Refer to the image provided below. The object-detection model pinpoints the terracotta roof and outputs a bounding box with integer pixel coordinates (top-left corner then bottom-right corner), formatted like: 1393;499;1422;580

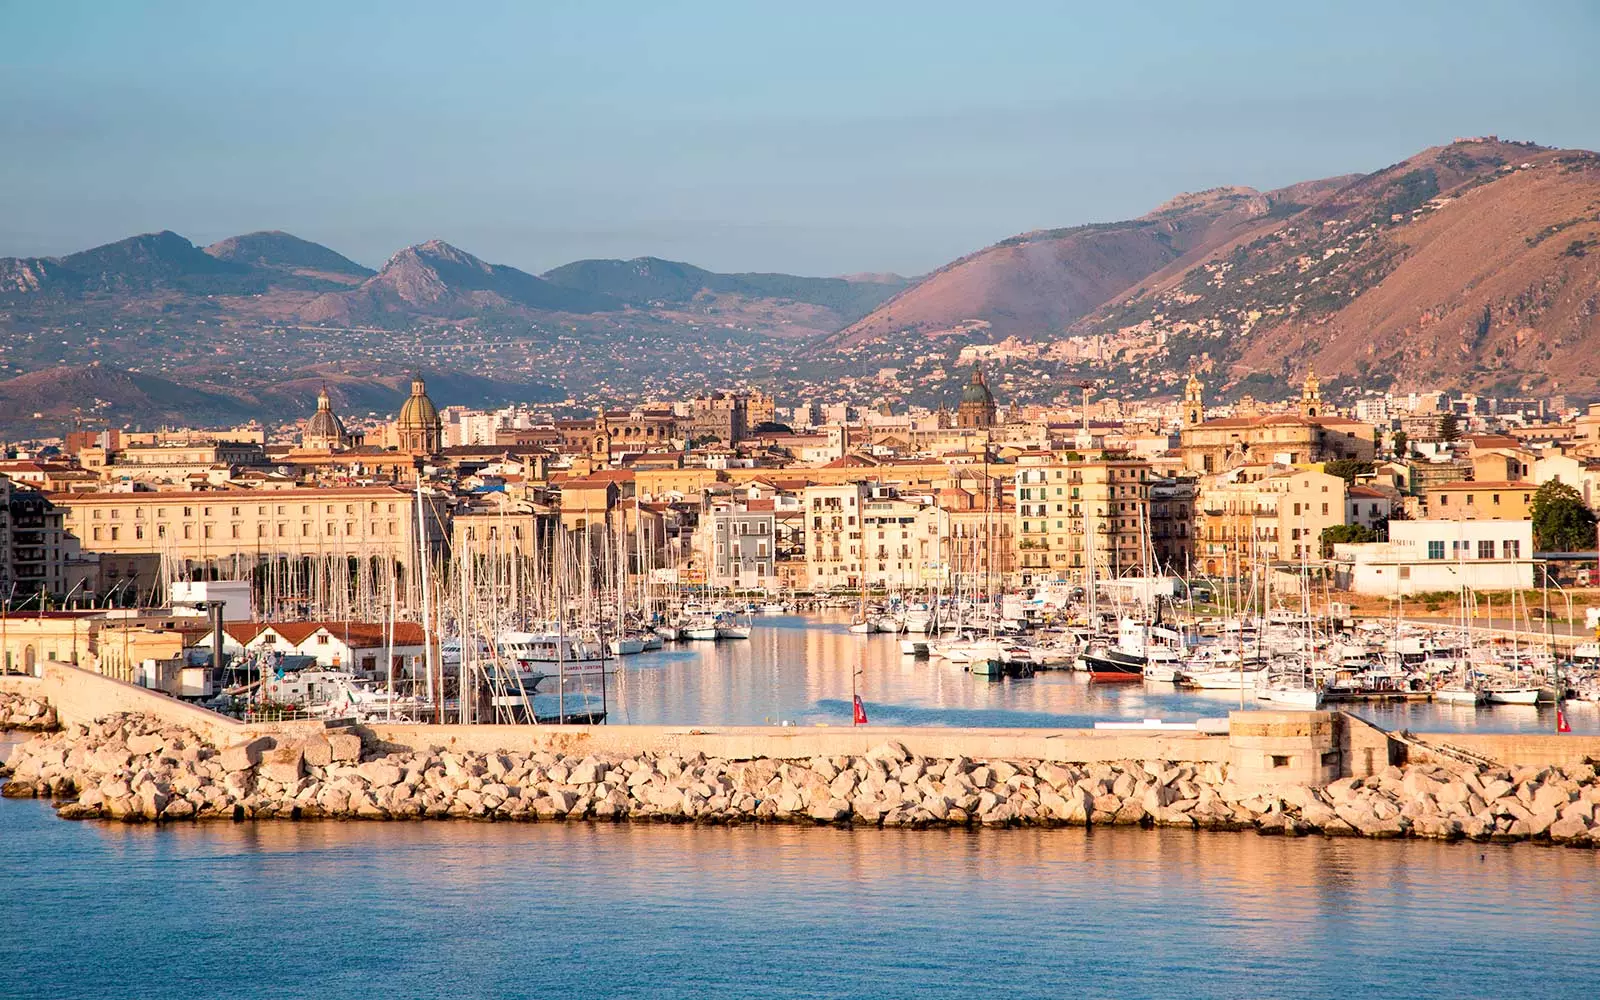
1347;485;1389;499
223;621;426;647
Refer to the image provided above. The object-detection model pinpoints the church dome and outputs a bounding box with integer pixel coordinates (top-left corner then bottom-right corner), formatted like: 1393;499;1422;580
305;389;345;437
961;368;995;406
397;375;440;429
302;386;348;449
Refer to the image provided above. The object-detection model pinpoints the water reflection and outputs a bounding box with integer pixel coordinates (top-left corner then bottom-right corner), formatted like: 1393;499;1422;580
604;615;1593;733
2;796;1595;1000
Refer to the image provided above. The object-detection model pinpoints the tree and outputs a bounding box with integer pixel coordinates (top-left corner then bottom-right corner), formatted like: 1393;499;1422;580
1324;459;1375;484
1392;430;1409;457
1439;411;1461;441
1530;480;1598;552
1321;523;1375;557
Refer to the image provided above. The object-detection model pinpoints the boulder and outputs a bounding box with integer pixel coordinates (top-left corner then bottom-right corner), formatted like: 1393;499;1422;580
220;736;275;772
259;747;305;784
357;761;403;788
300;736;334;768
126;734;164;756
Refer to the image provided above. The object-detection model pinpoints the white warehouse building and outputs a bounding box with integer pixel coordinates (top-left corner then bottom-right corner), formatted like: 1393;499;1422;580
1331;519;1534;596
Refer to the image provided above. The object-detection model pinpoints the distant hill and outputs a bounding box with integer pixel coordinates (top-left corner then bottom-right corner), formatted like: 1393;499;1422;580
830;181;1353;347
542;256;905;323
303;240;621;324
1070;138;1600;395
204;231;373;287
0;365;257;429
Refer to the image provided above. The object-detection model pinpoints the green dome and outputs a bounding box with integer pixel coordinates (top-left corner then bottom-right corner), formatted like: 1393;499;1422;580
961;368;994;406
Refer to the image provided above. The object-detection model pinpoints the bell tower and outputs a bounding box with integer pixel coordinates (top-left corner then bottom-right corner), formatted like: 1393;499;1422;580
591;409;613;467
1300;368;1323;419
1183;371;1206;428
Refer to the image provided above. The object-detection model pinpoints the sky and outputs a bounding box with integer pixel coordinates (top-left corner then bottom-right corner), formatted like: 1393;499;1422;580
1;1;1597;277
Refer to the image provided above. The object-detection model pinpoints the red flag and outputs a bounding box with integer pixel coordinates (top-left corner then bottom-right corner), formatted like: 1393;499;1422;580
852;694;868;725
1558;710;1571;734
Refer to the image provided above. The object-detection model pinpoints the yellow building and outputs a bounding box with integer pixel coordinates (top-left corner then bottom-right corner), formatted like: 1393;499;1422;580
1014;456;1155;587
1194;465;1348;574
1424;481;1536;521
1179;371;1376;475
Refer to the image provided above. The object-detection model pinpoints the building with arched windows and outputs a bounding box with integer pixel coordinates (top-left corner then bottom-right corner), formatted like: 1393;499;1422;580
395;375;442;456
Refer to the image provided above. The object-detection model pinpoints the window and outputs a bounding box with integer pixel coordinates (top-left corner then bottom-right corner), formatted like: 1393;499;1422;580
1427;540;1445;560
1321;503;1329;515
1504;539;1521;559
1492;494;1501;506
1478;540;1494;559
1439;495;1449;506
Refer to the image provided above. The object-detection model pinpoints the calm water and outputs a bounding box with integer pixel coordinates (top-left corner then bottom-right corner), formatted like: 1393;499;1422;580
589;615;1595;734
1;791;1597;1000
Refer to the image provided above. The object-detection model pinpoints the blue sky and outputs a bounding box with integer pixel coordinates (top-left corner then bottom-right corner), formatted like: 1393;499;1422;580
1;1;1596;276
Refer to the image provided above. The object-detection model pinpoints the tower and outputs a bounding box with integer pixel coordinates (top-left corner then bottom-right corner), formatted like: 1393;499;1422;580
1183;371;1206;428
1300;368;1323;419
591;409;613;467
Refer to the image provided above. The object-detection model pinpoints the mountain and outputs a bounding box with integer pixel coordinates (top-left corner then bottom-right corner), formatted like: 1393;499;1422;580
204;231;373;286
0;231;260;299
57;231;259;295
303;240;620;324
541;256;905;323
1069;138;1600;395
829;181;1351;346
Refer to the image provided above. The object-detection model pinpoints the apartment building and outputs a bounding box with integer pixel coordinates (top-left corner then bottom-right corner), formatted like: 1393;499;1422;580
1014;457;1154;588
1194;465;1347;575
804;482;868;590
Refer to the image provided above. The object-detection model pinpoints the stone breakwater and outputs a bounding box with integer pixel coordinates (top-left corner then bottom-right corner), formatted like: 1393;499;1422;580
0;689;58;731
2;712;1599;846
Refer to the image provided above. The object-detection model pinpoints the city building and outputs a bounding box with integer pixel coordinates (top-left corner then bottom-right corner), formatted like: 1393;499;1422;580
1179;372;1376;474
300;387;356;451
54;486;449;605
1330;519;1533;596
1424;481;1535;520
804;482;868;590
1014;456;1155;588
1193;464;1348;575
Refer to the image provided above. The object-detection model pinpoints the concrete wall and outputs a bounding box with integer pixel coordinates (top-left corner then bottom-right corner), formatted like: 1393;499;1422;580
1408;732;1600;769
0;660;245;745
359;722;1231;765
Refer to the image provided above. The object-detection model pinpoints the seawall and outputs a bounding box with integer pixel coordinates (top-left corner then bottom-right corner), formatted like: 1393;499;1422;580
4;660;1600;845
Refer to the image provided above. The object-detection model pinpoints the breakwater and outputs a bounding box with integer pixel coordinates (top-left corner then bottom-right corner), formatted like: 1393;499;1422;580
0;689;57;731
4;707;1599;846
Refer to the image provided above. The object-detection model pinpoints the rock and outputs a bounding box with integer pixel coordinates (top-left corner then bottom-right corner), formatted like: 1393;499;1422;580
568;759;608;786
300;736;334;768
220;736;274;772
810;799;850;823
126;734;164;756
357;761;402;788
1548;815;1591;844
326;732;362;763
259;747;304;784
866;741;910;765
